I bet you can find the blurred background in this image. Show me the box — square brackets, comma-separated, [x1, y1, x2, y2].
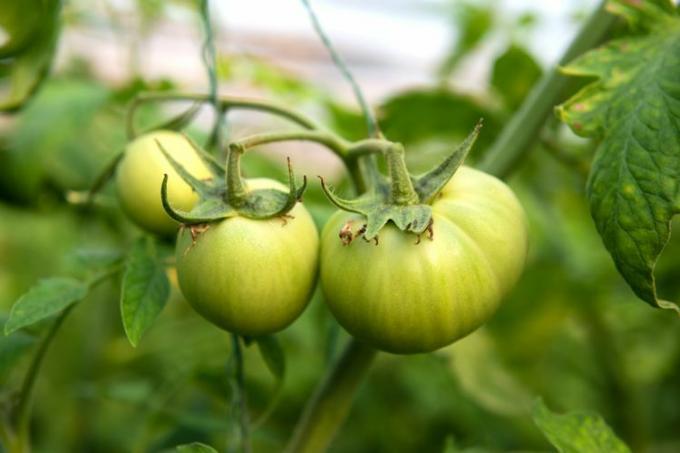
[2, 1, 680, 452]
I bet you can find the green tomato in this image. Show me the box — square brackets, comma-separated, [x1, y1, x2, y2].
[115, 130, 212, 236]
[175, 179, 319, 336]
[320, 166, 528, 354]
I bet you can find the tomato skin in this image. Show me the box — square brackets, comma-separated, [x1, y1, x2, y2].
[115, 130, 212, 236]
[175, 179, 319, 336]
[320, 166, 528, 354]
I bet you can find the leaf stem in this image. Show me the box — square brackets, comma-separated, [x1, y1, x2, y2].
[127, 93, 322, 138]
[13, 305, 74, 452]
[229, 334, 251, 453]
[232, 130, 351, 159]
[9, 266, 119, 453]
[284, 340, 377, 453]
[478, 0, 617, 178]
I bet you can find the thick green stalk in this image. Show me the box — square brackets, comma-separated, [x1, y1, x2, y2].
[479, 1, 616, 178]
[284, 340, 377, 453]
[226, 145, 247, 206]
[384, 144, 419, 205]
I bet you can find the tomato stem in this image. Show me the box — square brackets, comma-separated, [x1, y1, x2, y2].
[384, 143, 419, 205]
[126, 93, 323, 139]
[12, 305, 74, 453]
[226, 144, 248, 207]
[231, 130, 351, 159]
[284, 339, 377, 453]
[230, 334, 252, 453]
[9, 267, 120, 453]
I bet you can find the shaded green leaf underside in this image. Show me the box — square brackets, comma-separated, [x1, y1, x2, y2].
[533, 399, 631, 453]
[557, 1, 680, 312]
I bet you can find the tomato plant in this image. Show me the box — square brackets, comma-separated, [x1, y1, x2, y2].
[2, 1, 680, 453]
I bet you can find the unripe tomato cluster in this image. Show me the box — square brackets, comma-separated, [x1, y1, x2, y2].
[115, 130, 528, 353]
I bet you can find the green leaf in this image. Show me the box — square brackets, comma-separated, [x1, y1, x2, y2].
[4, 277, 88, 335]
[533, 399, 631, 453]
[256, 335, 286, 380]
[0, 79, 118, 203]
[378, 88, 500, 151]
[175, 442, 218, 453]
[556, 1, 680, 312]
[491, 44, 542, 110]
[65, 247, 124, 276]
[120, 237, 170, 347]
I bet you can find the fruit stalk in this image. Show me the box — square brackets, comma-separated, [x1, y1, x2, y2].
[284, 340, 377, 453]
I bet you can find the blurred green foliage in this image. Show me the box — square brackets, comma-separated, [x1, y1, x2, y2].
[0, 0, 62, 112]
[1, 1, 680, 453]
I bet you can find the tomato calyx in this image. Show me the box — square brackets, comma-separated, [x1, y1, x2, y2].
[158, 135, 307, 225]
[320, 120, 482, 243]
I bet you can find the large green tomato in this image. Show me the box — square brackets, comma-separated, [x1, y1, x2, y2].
[115, 130, 212, 236]
[320, 166, 528, 354]
[175, 179, 319, 336]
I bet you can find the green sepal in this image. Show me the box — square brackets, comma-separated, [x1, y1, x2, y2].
[156, 139, 220, 199]
[413, 120, 482, 204]
[318, 178, 377, 215]
[181, 133, 225, 179]
[236, 158, 307, 219]
[159, 140, 305, 224]
[363, 204, 433, 240]
[319, 122, 481, 243]
[160, 175, 236, 224]
[319, 177, 433, 241]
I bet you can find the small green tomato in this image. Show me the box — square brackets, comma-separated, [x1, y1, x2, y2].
[175, 179, 319, 336]
[115, 130, 212, 236]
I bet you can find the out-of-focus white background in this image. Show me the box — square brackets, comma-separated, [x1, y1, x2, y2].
[59, 0, 599, 101]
